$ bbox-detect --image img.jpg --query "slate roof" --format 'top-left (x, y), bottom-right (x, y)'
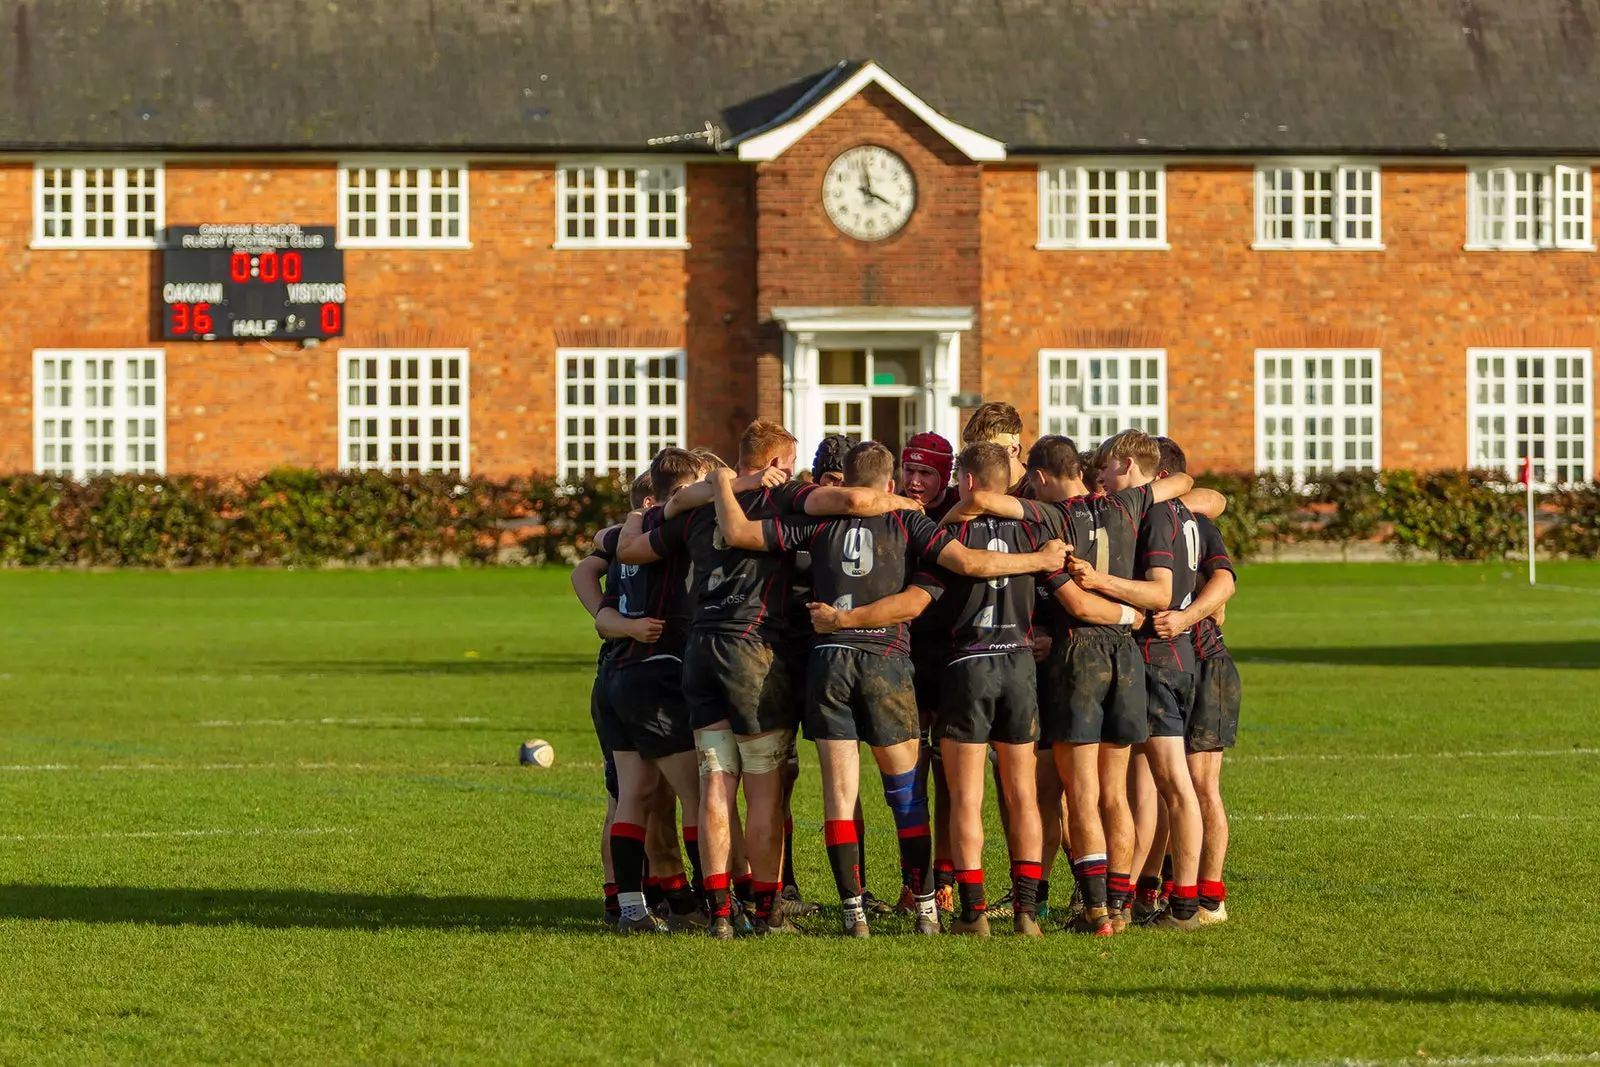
top-left (3, 0), bottom-right (1599, 154)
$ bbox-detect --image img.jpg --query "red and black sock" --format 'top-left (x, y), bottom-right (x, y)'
top-left (661, 873), bottom-right (699, 916)
top-left (955, 869), bottom-right (987, 923)
top-left (1199, 879), bottom-right (1226, 912)
top-left (824, 820), bottom-right (862, 902)
top-left (734, 874), bottom-right (755, 907)
top-left (1160, 854), bottom-right (1174, 901)
top-left (752, 880), bottom-right (781, 921)
top-left (1108, 871), bottom-right (1134, 912)
top-left (896, 824), bottom-right (932, 897)
top-left (854, 814), bottom-right (868, 893)
top-left (781, 818), bottom-right (798, 891)
top-left (643, 876), bottom-right (666, 912)
top-left (609, 823), bottom-right (649, 922)
top-left (1136, 874), bottom-right (1162, 908)
top-left (682, 826), bottom-right (703, 893)
top-left (603, 882), bottom-right (620, 922)
top-left (1170, 883), bottom-right (1199, 920)
top-left (934, 858), bottom-right (956, 896)
top-left (1011, 861), bottom-right (1043, 917)
top-left (704, 872), bottom-right (732, 918)
top-left (1070, 853), bottom-right (1109, 909)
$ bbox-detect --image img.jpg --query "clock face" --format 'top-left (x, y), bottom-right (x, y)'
top-left (823, 146), bottom-right (916, 241)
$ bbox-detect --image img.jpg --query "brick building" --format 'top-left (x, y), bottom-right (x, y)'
top-left (1, 0), bottom-right (1596, 485)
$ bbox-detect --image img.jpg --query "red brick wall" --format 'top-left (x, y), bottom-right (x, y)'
top-left (0, 160), bottom-right (758, 475)
top-left (982, 163), bottom-right (1600, 473)
top-left (754, 84), bottom-right (986, 416)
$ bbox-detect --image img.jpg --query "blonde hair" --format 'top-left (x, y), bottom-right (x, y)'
top-left (1098, 430), bottom-right (1162, 477)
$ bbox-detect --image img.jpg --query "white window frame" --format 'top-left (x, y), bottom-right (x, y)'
top-left (556, 348), bottom-right (687, 482)
top-left (33, 349), bottom-right (166, 478)
top-left (336, 161), bottom-right (471, 249)
top-left (1253, 162), bottom-right (1382, 250)
top-left (32, 160), bottom-right (164, 249)
top-left (1037, 350), bottom-right (1167, 448)
top-left (338, 349), bottom-right (470, 475)
top-left (1467, 348), bottom-right (1592, 486)
top-left (1036, 162), bottom-right (1167, 249)
top-left (554, 161), bottom-right (690, 249)
top-left (1465, 164), bottom-right (1593, 251)
top-left (1254, 349), bottom-right (1383, 481)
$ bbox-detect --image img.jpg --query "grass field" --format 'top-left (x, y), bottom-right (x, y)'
top-left (1, 563), bottom-right (1598, 1065)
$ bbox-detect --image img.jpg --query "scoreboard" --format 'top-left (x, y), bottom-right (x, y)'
top-left (162, 225), bottom-right (345, 341)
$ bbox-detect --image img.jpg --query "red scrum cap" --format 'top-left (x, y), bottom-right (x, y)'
top-left (901, 432), bottom-right (954, 482)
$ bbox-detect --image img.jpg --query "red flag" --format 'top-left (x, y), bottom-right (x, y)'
top-left (1520, 456), bottom-right (1533, 486)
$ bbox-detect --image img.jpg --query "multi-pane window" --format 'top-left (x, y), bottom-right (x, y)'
top-left (338, 165), bottom-right (468, 247)
top-left (556, 165), bottom-right (687, 246)
top-left (1038, 350), bottom-right (1165, 448)
top-left (1255, 165), bottom-right (1380, 248)
top-left (1467, 166), bottom-right (1591, 250)
top-left (33, 164), bottom-right (163, 247)
top-left (339, 350), bottom-right (469, 474)
top-left (1255, 350), bottom-right (1382, 481)
top-left (33, 351), bottom-right (164, 477)
top-left (1469, 349), bottom-right (1590, 485)
top-left (558, 350), bottom-right (686, 481)
top-left (1038, 165), bottom-right (1165, 247)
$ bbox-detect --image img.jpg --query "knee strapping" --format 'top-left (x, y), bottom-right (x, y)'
top-left (737, 730), bottom-right (793, 775)
top-left (881, 767), bottom-right (929, 832)
top-left (697, 729), bottom-right (741, 777)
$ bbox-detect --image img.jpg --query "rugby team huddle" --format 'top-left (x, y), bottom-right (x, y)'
top-left (569, 402), bottom-right (1241, 938)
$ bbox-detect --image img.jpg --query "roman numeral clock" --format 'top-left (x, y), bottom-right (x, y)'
top-left (824, 145), bottom-right (917, 241)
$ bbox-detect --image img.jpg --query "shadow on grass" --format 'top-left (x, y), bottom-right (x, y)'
top-left (257, 654), bottom-right (600, 676)
top-left (1237, 641), bottom-right (1600, 670)
top-left (0, 884), bottom-right (613, 933)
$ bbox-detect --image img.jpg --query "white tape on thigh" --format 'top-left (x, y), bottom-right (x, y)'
top-left (738, 730), bottom-right (794, 775)
top-left (697, 729), bottom-right (741, 776)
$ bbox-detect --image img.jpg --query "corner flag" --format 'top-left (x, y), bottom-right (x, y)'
top-left (1522, 457), bottom-right (1536, 586)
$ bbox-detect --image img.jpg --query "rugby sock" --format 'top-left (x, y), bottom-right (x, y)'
top-left (1108, 872), bottom-right (1134, 912)
top-left (643, 876), bottom-right (665, 912)
top-left (1011, 861), bottom-right (1043, 917)
top-left (617, 890), bottom-right (649, 924)
top-left (682, 826), bottom-right (703, 893)
top-left (1160, 854), bottom-right (1174, 900)
top-left (704, 872), bottom-right (733, 919)
top-left (661, 873), bottom-right (699, 916)
top-left (881, 768), bottom-right (932, 897)
top-left (603, 882), bottom-right (620, 922)
top-left (955, 869), bottom-right (987, 924)
top-left (824, 820), bottom-right (862, 902)
top-left (609, 822), bottom-right (648, 909)
top-left (854, 814), bottom-right (869, 893)
top-left (735, 874), bottom-right (755, 907)
top-left (1136, 874), bottom-right (1162, 908)
top-left (781, 818), bottom-right (798, 891)
top-left (1070, 852), bottom-right (1109, 909)
top-left (1170, 883), bottom-right (1200, 920)
top-left (1037, 878), bottom-right (1050, 911)
top-left (752, 880), bottom-right (781, 922)
top-left (1199, 879), bottom-right (1226, 912)
top-left (935, 858), bottom-right (956, 896)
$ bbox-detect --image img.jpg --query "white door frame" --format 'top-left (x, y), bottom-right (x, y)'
top-left (773, 306), bottom-right (970, 471)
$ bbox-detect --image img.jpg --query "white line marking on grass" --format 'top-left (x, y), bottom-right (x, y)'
top-left (1241, 812), bottom-right (1581, 823)
top-left (1238, 748), bottom-right (1600, 764)
top-left (0, 762), bottom-right (380, 773)
top-left (0, 826), bottom-right (359, 844)
top-left (1128, 1053), bottom-right (1600, 1067)
top-left (197, 716), bottom-right (487, 727)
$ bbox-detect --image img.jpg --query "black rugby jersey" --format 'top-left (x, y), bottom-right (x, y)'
top-left (916, 515), bottom-right (1048, 661)
top-left (1029, 485), bottom-right (1156, 636)
top-left (604, 505), bottom-right (694, 665)
top-left (1192, 515), bottom-right (1235, 661)
top-left (648, 481), bottom-right (816, 643)
top-left (1133, 499), bottom-right (1200, 671)
top-left (589, 526), bottom-right (627, 667)
top-left (762, 510), bottom-right (948, 656)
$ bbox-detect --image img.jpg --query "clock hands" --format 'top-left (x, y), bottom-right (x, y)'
top-left (857, 160), bottom-right (894, 206)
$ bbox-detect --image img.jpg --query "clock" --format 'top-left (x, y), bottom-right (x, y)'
top-left (823, 145), bottom-right (916, 241)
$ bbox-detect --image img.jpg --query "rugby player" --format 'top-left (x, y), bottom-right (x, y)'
top-left (961, 402), bottom-right (1027, 492)
top-left (717, 440), bottom-right (1065, 936)
top-left (618, 421), bottom-right (921, 937)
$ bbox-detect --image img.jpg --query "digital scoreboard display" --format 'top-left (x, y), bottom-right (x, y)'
top-left (161, 225), bottom-right (345, 340)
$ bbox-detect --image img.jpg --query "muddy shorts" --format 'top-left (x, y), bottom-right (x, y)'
top-left (592, 662), bottom-right (620, 796)
top-left (1145, 663), bottom-right (1196, 739)
top-left (605, 655), bottom-right (695, 761)
top-left (805, 645), bottom-right (920, 748)
top-left (682, 631), bottom-right (796, 736)
top-left (1187, 653), bottom-right (1241, 752)
top-left (1043, 628), bottom-right (1148, 746)
top-left (935, 652), bottom-right (1039, 746)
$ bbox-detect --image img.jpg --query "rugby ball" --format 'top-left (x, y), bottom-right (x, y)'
top-left (519, 739), bottom-right (555, 768)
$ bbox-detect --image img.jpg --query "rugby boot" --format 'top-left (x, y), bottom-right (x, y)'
top-left (1013, 912), bottom-right (1044, 938)
top-left (753, 913), bottom-right (802, 936)
top-left (842, 916), bottom-right (871, 939)
top-left (860, 889), bottom-right (893, 917)
top-left (1197, 901), bottom-right (1230, 926)
top-left (617, 913), bottom-right (660, 935)
top-left (948, 913), bottom-right (991, 937)
top-left (776, 885), bottom-right (820, 918)
top-left (934, 884), bottom-right (955, 915)
top-left (987, 886), bottom-right (1014, 919)
top-left (892, 885), bottom-right (918, 916)
top-left (1065, 883), bottom-right (1085, 922)
top-left (664, 907), bottom-right (710, 933)
top-left (913, 914), bottom-right (942, 935)
top-left (1067, 905), bottom-right (1115, 936)
top-left (730, 898), bottom-right (755, 936)
top-left (1108, 903), bottom-right (1132, 934)
top-left (706, 915), bottom-right (736, 941)
top-left (1151, 910), bottom-right (1206, 932)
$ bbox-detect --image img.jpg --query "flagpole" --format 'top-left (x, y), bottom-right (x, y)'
top-left (1523, 457), bottom-right (1536, 586)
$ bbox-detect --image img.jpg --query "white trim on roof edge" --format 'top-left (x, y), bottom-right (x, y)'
top-left (734, 62), bottom-right (1007, 163)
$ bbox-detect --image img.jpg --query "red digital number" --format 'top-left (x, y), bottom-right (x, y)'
top-left (282, 251), bottom-right (303, 283)
top-left (230, 253), bottom-right (251, 283)
top-left (320, 303), bottom-right (342, 334)
top-left (258, 252), bottom-right (279, 283)
top-left (171, 303), bottom-right (190, 334)
top-left (193, 303), bottom-right (214, 334)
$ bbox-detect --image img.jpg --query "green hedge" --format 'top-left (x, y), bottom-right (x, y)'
top-left (0, 471), bottom-right (632, 567)
top-left (0, 468), bottom-right (1593, 567)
